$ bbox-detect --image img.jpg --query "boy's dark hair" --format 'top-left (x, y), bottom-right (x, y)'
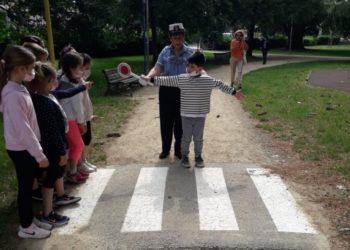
top-left (187, 51), bottom-right (206, 67)
top-left (80, 53), bottom-right (92, 66)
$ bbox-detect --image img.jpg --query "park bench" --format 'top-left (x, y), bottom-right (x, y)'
top-left (103, 68), bottom-right (139, 96)
top-left (213, 51), bottom-right (230, 64)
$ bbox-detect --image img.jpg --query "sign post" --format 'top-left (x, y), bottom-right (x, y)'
top-left (142, 0), bottom-right (149, 74)
top-left (43, 0), bottom-right (56, 65)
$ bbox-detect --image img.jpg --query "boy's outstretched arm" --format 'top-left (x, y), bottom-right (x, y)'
top-left (214, 79), bottom-right (243, 100)
top-left (140, 75), bottom-right (180, 88)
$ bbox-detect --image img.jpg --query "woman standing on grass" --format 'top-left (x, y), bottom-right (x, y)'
top-left (0, 46), bottom-right (51, 239)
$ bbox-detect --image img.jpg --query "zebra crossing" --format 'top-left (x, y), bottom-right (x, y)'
top-left (57, 163), bottom-right (317, 236)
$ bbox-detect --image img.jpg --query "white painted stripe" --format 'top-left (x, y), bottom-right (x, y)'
top-left (247, 168), bottom-right (317, 234)
top-left (195, 168), bottom-right (239, 231)
top-left (58, 169), bottom-right (115, 235)
top-left (121, 167), bottom-right (168, 232)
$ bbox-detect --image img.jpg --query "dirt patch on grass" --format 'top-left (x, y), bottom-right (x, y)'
top-left (263, 138), bottom-right (350, 250)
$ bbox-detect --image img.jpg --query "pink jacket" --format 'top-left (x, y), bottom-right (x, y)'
top-left (1, 81), bottom-right (46, 162)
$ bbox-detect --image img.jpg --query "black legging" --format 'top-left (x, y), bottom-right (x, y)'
top-left (35, 150), bottom-right (64, 188)
top-left (82, 121), bottom-right (92, 146)
top-left (7, 150), bottom-right (36, 228)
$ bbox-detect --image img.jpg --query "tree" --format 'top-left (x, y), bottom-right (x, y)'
top-left (145, 0), bottom-right (236, 63)
top-left (234, 0), bottom-right (277, 56)
top-left (272, 0), bottom-right (326, 50)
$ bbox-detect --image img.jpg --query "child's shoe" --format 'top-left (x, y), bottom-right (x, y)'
top-left (41, 211), bottom-right (69, 227)
top-left (77, 169), bottom-right (90, 178)
top-left (195, 155), bottom-right (205, 168)
top-left (54, 194), bottom-right (81, 206)
top-left (18, 223), bottom-right (51, 239)
top-left (66, 172), bottom-right (86, 184)
top-left (83, 160), bottom-right (97, 171)
top-left (181, 156), bottom-right (191, 168)
top-left (33, 217), bottom-right (53, 231)
top-left (78, 161), bottom-right (94, 174)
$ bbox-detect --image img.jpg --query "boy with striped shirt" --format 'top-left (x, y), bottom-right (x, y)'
top-left (142, 51), bottom-right (241, 168)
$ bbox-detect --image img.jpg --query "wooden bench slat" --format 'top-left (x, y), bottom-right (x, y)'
top-left (103, 68), bottom-right (139, 96)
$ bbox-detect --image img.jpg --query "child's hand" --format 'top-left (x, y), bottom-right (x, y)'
top-left (39, 158), bottom-right (49, 168)
top-left (91, 115), bottom-right (98, 122)
top-left (234, 90), bottom-right (244, 101)
top-left (59, 153), bottom-right (68, 166)
top-left (78, 123), bottom-right (87, 135)
top-left (85, 81), bottom-right (93, 90)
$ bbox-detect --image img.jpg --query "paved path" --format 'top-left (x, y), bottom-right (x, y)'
top-left (19, 164), bottom-right (328, 250)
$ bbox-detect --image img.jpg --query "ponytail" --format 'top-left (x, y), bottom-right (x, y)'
top-left (30, 62), bottom-right (56, 93)
top-left (0, 59), bottom-right (7, 101)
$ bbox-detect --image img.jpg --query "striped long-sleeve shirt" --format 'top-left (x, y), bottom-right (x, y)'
top-left (154, 74), bottom-right (236, 116)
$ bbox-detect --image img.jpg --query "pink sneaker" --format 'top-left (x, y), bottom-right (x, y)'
top-left (66, 172), bottom-right (86, 184)
top-left (77, 169), bottom-right (90, 178)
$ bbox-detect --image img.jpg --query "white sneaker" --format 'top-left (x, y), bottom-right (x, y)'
top-left (78, 161), bottom-right (95, 173)
top-left (18, 223), bottom-right (51, 239)
top-left (84, 160), bottom-right (97, 171)
top-left (33, 217), bottom-right (53, 231)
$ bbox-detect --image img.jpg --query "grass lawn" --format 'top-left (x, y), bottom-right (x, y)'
top-left (242, 60), bottom-right (350, 176)
top-left (254, 44), bottom-right (350, 57)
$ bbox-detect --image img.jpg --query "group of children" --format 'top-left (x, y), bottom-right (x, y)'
top-left (0, 35), bottom-right (97, 239)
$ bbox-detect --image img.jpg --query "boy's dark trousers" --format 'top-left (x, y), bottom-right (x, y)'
top-left (7, 150), bottom-right (36, 228)
top-left (159, 86), bottom-right (182, 155)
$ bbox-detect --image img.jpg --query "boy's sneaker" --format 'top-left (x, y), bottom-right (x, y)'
top-left (66, 172), bottom-right (86, 184)
top-left (54, 194), bottom-right (81, 206)
top-left (41, 211), bottom-right (69, 227)
top-left (33, 217), bottom-right (53, 231)
top-left (18, 223), bottom-right (51, 239)
top-left (195, 155), bottom-right (205, 168)
top-left (31, 187), bottom-right (43, 201)
top-left (181, 156), bottom-right (191, 168)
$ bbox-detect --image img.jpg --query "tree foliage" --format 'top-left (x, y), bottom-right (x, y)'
top-left (0, 0), bottom-right (347, 57)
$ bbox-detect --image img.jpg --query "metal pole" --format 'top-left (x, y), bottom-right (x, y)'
top-left (289, 17), bottom-right (293, 52)
top-left (142, 0), bottom-right (149, 74)
top-left (43, 0), bottom-right (56, 66)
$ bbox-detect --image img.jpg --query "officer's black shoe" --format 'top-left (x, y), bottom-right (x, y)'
top-left (174, 151), bottom-right (182, 160)
top-left (159, 152), bottom-right (169, 159)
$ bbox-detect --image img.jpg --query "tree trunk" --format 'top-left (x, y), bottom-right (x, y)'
top-left (287, 25), bottom-right (305, 50)
top-left (149, 0), bottom-right (158, 65)
top-left (246, 23), bottom-right (255, 57)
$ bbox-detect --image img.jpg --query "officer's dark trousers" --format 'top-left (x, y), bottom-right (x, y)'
top-left (159, 86), bottom-right (182, 155)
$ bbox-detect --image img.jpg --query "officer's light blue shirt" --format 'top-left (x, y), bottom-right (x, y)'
top-left (156, 45), bottom-right (193, 76)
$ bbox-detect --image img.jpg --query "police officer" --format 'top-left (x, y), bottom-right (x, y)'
top-left (145, 23), bottom-right (193, 159)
